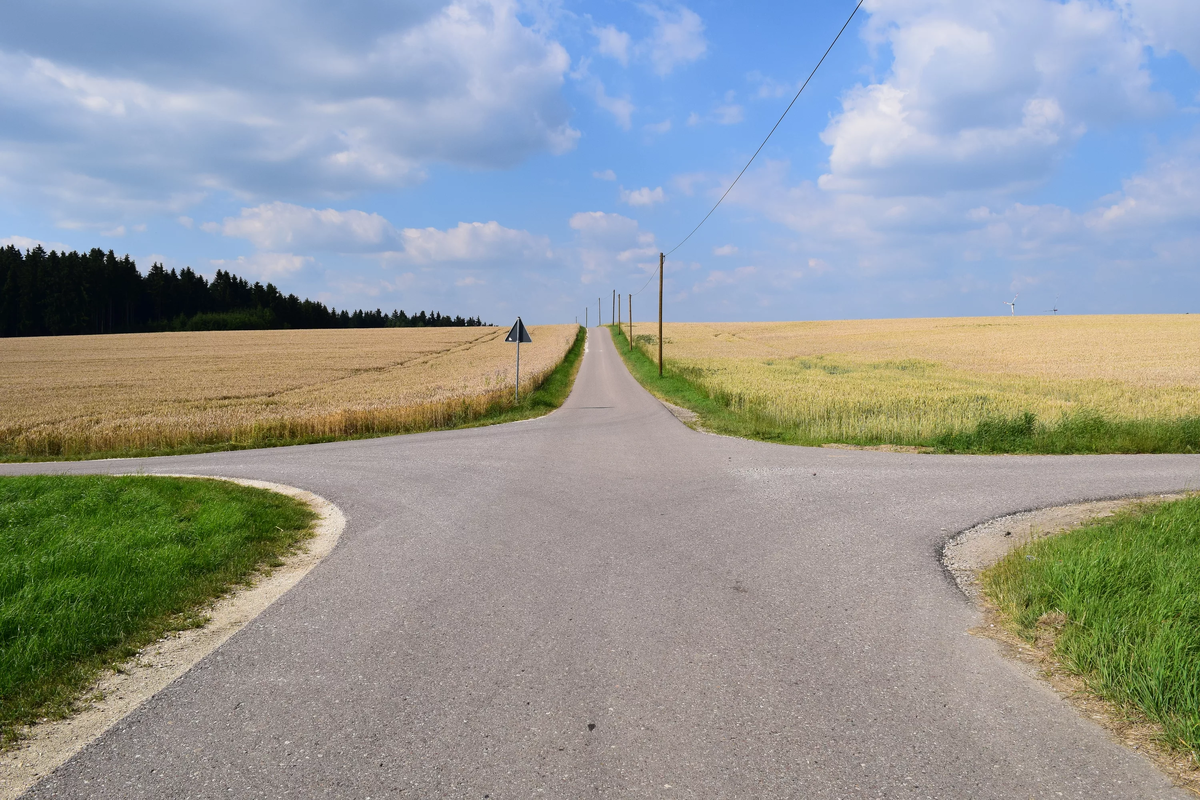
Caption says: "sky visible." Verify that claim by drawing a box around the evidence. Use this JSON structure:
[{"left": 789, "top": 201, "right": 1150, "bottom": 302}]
[{"left": 1, "top": 0, "right": 1198, "bottom": 325}]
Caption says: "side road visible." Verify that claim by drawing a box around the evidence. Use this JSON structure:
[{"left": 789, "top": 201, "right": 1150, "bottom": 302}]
[{"left": 2, "top": 327, "right": 1198, "bottom": 798}]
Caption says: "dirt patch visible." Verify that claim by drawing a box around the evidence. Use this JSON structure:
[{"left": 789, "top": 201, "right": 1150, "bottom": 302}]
[
  {"left": 943, "top": 493, "right": 1200, "bottom": 795},
  {"left": 660, "top": 400, "right": 700, "bottom": 427},
  {"left": 0, "top": 476, "right": 346, "bottom": 800},
  {"left": 821, "top": 443, "right": 934, "bottom": 454}
]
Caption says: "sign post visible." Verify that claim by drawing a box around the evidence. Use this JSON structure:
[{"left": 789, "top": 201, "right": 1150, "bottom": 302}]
[{"left": 505, "top": 317, "right": 533, "bottom": 401}]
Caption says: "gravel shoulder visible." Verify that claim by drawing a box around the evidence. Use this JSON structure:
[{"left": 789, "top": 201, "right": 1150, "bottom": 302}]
[{"left": 942, "top": 493, "right": 1200, "bottom": 796}]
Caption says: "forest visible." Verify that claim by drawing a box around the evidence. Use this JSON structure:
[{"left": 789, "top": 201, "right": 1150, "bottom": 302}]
[{"left": 0, "top": 245, "right": 485, "bottom": 337}]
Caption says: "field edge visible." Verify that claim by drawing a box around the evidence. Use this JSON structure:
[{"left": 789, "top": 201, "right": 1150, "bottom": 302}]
[{"left": 1, "top": 324, "right": 586, "bottom": 463}]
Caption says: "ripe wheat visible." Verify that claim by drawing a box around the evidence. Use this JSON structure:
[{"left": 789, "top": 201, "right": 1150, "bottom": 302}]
[
  {"left": 1, "top": 325, "right": 578, "bottom": 457},
  {"left": 629, "top": 316, "right": 1200, "bottom": 444}
]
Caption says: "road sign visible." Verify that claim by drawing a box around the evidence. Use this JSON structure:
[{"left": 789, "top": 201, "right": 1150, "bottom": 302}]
[
  {"left": 505, "top": 317, "right": 532, "bottom": 343},
  {"left": 506, "top": 317, "right": 532, "bottom": 401}
]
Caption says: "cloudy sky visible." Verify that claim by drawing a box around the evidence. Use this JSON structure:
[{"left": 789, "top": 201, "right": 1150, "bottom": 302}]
[{"left": 2, "top": 0, "right": 1198, "bottom": 323}]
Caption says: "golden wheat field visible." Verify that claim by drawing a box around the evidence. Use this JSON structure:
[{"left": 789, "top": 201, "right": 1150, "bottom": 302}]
[
  {"left": 628, "top": 315, "right": 1200, "bottom": 444},
  {"left": 0, "top": 325, "right": 578, "bottom": 457}
]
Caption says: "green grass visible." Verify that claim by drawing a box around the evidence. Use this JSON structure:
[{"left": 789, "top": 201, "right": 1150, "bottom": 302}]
[
  {"left": 2, "top": 325, "right": 587, "bottom": 463},
  {"left": 607, "top": 325, "right": 1200, "bottom": 454},
  {"left": 983, "top": 496, "right": 1200, "bottom": 757},
  {"left": 0, "top": 475, "right": 316, "bottom": 746}
]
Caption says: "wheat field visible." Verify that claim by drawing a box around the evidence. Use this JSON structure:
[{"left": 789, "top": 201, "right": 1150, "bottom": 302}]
[
  {"left": 627, "top": 316, "right": 1200, "bottom": 445},
  {"left": 0, "top": 325, "right": 578, "bottom": 458}
]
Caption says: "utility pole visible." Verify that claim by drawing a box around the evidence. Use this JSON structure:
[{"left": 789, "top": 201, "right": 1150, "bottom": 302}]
[
  {"left": 658, "top": 252, "right": 664, "bottom": 377},
  {"left": 612, "top": 290, "right": 615, "bottom": 328},
  {"left": 628, "top": 293, "right": 633, "bottom": 351},
  {"left": 617, "top": 293, "right": 621, "bottom": 327}
]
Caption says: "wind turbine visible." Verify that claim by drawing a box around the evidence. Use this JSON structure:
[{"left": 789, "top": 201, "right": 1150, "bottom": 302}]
[
  {"left": 1004, "top": 294, "right": 1018, "bottom": 316},
  {"left": 1043, "top": 296, "right": 1059, "bottom": 315}
]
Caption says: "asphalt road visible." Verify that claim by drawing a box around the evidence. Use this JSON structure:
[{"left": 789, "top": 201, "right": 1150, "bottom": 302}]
[{"left": 6, "top": 327, "right": 1199, "bottom": 799}]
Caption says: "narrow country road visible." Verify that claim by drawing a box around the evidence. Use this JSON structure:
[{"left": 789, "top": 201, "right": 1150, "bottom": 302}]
[{"left": 5, "top": 328, "right": 1199, "bottom": 799}]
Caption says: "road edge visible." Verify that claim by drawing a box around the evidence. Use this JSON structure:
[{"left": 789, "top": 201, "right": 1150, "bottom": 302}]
[
  {"left": 942, "top": 494, "right": 1200, "bottom": 796},
  {"left": 0, "top": 476, "right": 346, "bottom": 800}
]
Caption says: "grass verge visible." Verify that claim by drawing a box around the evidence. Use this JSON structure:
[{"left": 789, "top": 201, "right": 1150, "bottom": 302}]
[
  {"left": 0, "top": 475, "right": 316, "bottom": 747},
  {"left": 607, "top": 325, "right": 1200, "bottom": 454},
  {"left": 983, "top": 495, "right": 1200, "bottom": 759},
  {"left": 2, "top": 325, "right": 586, "bottom": 463}
]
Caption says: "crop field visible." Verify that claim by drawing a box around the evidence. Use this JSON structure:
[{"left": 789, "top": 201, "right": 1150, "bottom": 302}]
[
  {"left": 0, "top": 325, "right": 579, "bottom": 459},
  {"left": 622, "top": 315, "right": 1200, "bottom": 451}
]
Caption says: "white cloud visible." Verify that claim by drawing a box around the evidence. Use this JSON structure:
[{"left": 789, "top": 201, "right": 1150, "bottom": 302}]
[
  {"left": 101, "top": 225, "right": 126, "bottom": 237},
  {"left": 397, "top": 221, "right": 553, "bottom": 264},
  {"left": 593, "top": 169, "right": 617, "bottom": 181},
  {"left": 820, "top": 0, "right": 1166, "bottom": 196},
  {"left": 645, "top": 119, "right": 672, "bottom": 134},
  {"left": 221, "top": 202, "right": 396, "bottom": 252},
  {"left": 713, "top": 244, "right": 738, "bottom": 256},
  {"left": 1, "top": 234, "right": 68, "bottom": 252},
  {"left": 713, "top": 104, "right": 743, "bottom": 125},
  {"left": 1115, "top": 0, "right": 1200, "bottom": 67},
  {"left": 218, "top": 202, "right": 553, "bottom": 267},
  {"left": 0, "top": 0, "right": 579, "bottom": 221},
  {"left": 177, "top": 216, "right": 193, "bottom": 229},
  {"left": 569, "top": 210, "right": 657, "bottom": 283},
  {"left": 593, "top": 24, "right": 631, "bottom": 66},
  {"left": 642, "top": 5, "right": 708, "bottom": 76},
  {"left": 211, "top": 253, "right": 311, "bottom": 280},
  {"left": 619, "top": 186, "right": 666, "bottom": 206},
  {"left": 592, "top": 80, "right": 635, "bottom": 130}
]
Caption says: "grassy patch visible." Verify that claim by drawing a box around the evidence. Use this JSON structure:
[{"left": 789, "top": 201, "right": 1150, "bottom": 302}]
[
  {"left": 0, "top": 475, "right": 315, "bottom": 746},
  {"left": 983, "top": 496, "right": 1200, "bottom": 757},
  {"left": 2, "top": 325, "right": 585, "bottom": 462},
  {"left": 608, "top": 325, "right": 1200, "bottom": 454}
]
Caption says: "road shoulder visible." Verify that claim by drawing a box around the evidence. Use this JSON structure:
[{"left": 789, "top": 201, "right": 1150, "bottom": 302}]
[{"left": 0, "top": 477, "right": 346, "bottom": 800}]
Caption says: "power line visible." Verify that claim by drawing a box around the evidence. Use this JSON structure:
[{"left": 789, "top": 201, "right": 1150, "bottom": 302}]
[{"left": 663, "top": 0, "right": 865, "bottom": 258}]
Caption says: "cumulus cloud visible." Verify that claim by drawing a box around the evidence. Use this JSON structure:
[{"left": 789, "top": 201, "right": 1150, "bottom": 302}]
[
  {"left": 619, "top": 186, "right": 666, "bottom": 206},
  {"left": 820, "top": 0, "right": 1166, "bottom": 196},
  {"left": 0, "top": 0, "right": 579, "bottom": 220},
  {"left": 593, "top": 24, "right": 631, "bottom": 66},
  {"left": 713, "top": 244, "right": 738, "bottom": 256},
  {"left": 218, "top": 202, "right": 553, "bottom": 267},
  {"left": 221, "top": 203, "right": 397, "bottom": 252},
  {"left": 642, "top": 5, "right": 707, "bottom": 76},
  {"left": 591, "top": 80, "right": 635, "bottom": 130},
  {"left": 569, "top": 211, "right": 658, "bottom": 283},
  {"left": 1115, "top": 0, "right": 1200, "bottom": 67}
]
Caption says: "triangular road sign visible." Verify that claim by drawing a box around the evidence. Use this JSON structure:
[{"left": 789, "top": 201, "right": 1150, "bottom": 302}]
[{"left": 505, "top": 317, "right": 532, "bottom": 343}]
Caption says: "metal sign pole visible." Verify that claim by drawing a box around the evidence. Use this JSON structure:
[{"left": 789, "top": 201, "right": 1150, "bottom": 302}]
[
  {"left": 505, "top": 317, "right": 533, "bottom": 402},
  {"left": 515, "top": 338, "right": 520, "bottom": 402}
]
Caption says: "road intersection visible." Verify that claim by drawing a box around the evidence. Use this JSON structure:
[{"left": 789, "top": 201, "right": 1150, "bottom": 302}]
[{"left": 5, "top": 328, "right": 1198, "bottom": 798}]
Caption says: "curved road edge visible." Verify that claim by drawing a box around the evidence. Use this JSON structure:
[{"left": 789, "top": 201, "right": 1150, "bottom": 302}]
[
  {"left": 941, "top": 492, "right": 1200, "bottom": 795},
  {"left": 0, "top": 476, "right": 347, "bottom": 800}
]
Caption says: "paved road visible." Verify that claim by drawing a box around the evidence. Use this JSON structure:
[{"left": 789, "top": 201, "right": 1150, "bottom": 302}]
[{"left": 6, "top": 328, "right": 1199, "bottom": 799}]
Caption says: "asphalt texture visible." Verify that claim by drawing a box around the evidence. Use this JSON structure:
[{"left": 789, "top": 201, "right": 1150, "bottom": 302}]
[{"left": 5, "top": 327, "right": 1200, "bottom": 799}]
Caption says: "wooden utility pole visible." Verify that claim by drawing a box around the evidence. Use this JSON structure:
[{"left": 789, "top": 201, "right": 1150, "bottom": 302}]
[
  {"left": 628, "top": 293, "right": 633, "bottom": 350},
  {"left": 658, "top": 252, "right": 664, "bottom": 376},
  {"left": 617, "top": 293, "right": 621, "bottom": 327},
  {"left": 612, "top": 290, "right": 615, "bottom": 328}
]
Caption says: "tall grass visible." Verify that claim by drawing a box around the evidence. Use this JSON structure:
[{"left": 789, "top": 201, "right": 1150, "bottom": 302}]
[
  {"left": 0, "top": 475, "right": 315, "bottom": 745},
  {"left": 611, "top": 320, "right": 1200, "bottom": 454},
  {"left": 983, "top": 496, "right": 1200, "bottom": 757}
]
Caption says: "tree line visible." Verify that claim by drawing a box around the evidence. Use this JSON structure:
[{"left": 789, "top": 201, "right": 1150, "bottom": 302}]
[{"left": 0, "top": 245, "right": 486, "bottom": 337}]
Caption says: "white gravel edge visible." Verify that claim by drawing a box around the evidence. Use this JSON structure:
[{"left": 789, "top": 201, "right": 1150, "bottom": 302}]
[{"left": 0, "top": 475, "right": 346, "bottom": 800}]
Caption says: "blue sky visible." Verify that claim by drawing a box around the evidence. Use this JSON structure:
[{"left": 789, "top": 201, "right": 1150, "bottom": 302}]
[{"left": 1, "top": 0, "right": 1198, "bottom": 324}]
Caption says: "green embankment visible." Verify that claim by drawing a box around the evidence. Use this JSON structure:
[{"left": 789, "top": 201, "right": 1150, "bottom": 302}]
[
  {"left": 4, "top": 325, "right": 586, "bottom": 463},
  {"left": 0, "top": 475, "right": 315, "bottom": 746},
  {"left": 983, "top": 496, "right": 1200, "bottom": 758},
  {"left": 606, "top": 325, "right": 1200, "bottom": 454}
]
